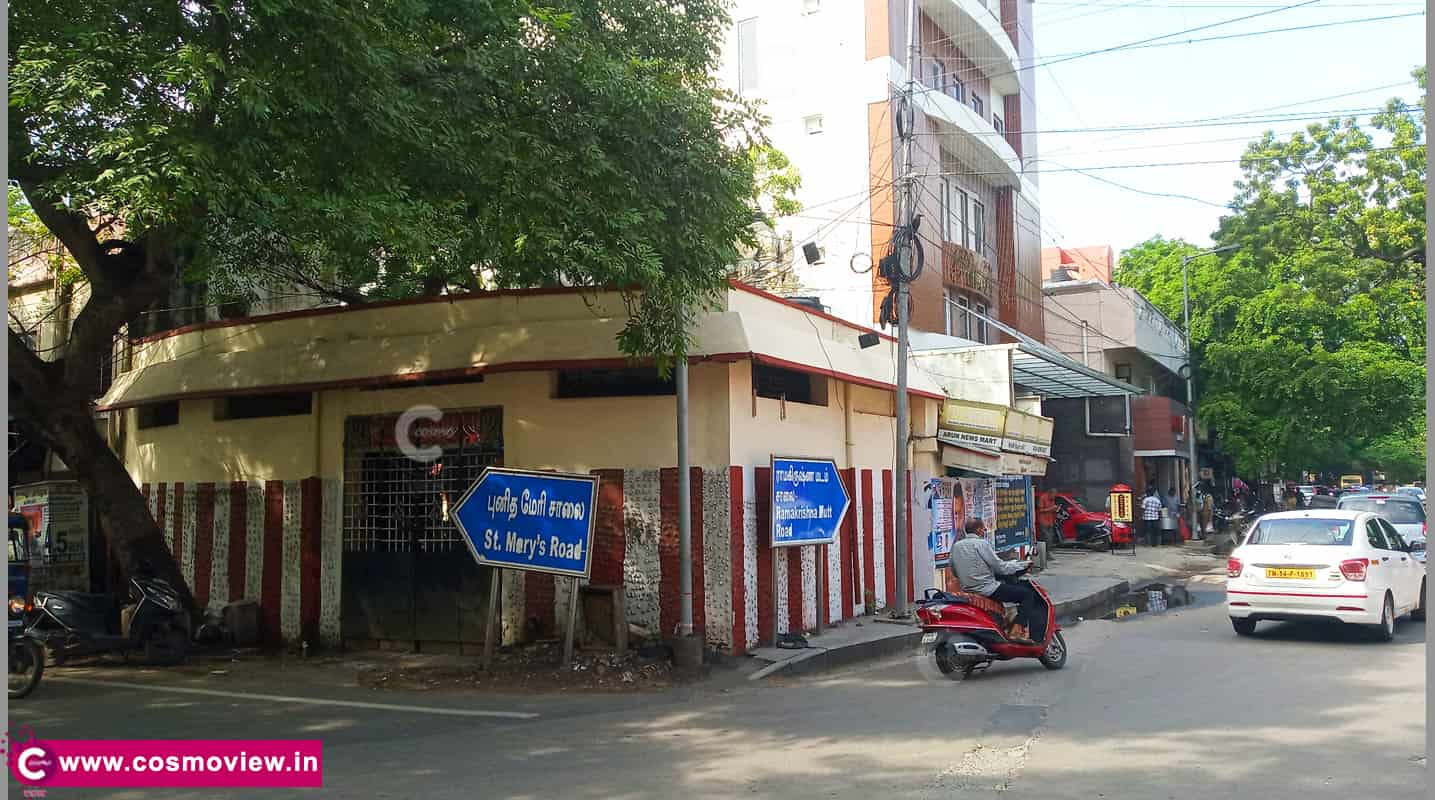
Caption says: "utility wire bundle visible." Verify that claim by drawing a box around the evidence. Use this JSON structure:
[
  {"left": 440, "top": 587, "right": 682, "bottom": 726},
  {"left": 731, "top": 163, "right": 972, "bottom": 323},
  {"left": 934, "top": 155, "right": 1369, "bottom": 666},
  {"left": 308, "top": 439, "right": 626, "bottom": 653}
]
[{"left": 877, "top": 214, "right": 925, "bottom": 329}]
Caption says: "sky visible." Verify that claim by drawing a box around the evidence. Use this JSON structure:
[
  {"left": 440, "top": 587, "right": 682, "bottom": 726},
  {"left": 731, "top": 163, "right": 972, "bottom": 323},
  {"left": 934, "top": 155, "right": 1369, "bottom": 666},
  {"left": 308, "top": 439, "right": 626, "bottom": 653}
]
[{"left": 1030, "top": 0, "right": 1425, "bottom": 258}]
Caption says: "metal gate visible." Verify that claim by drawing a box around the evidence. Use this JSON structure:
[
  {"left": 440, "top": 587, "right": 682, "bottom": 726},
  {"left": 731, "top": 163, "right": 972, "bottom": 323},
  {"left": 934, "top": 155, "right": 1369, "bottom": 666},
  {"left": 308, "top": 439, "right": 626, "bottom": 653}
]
[{"left": 340, "top": 408, "right": 503, "bottom": 650}]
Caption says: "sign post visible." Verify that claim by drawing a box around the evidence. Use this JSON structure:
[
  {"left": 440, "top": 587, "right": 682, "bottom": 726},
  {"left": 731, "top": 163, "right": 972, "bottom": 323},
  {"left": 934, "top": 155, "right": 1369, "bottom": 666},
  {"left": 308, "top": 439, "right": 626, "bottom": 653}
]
[
  {"left": 769, "top": 456, "right": 851, "bottom": 646},
  {"left": 452, "top": 467, "right": 599, "bottom": 670}
]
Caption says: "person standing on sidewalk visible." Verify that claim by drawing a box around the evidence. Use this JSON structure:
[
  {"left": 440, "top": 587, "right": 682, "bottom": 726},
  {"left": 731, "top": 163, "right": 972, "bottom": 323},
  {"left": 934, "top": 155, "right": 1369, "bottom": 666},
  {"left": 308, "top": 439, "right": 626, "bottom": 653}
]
[{"left": 1142, "top": 487, "right": 1163, "bottom": 547}]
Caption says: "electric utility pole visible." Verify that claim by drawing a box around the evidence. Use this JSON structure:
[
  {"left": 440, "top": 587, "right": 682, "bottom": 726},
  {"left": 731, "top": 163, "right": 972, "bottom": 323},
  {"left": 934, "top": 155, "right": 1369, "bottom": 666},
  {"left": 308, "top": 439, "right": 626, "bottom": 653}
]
[{"left": 891, "top": 0, "right": 920, "bottom": 618}]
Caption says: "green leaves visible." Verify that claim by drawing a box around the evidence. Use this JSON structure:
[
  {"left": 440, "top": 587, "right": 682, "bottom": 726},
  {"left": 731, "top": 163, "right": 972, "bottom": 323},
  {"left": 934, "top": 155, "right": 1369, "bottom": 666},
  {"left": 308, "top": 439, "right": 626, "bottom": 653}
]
[
  {"left": 12, "top": 0, "right": 768, "bottom": 358},
  {"left": 1118, "top": 72, "right": 1425, "bottom": 477}
]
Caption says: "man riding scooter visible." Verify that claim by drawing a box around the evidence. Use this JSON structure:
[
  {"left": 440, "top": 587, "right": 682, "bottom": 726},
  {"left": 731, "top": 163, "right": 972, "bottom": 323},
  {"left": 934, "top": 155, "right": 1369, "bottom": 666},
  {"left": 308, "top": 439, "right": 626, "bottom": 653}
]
[{"left": 948, "top": 519, "right": 1042, "bottom": 644}]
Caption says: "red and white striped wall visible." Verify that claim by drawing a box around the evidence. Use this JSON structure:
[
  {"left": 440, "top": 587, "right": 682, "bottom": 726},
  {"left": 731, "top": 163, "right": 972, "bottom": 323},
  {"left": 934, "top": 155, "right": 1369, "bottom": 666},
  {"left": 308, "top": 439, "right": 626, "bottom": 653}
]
[
  {"left": 140, "top": 479, "right": 342, "bottom": 649},
  {"left": 524, "top": 466, "right": 924, "bottom": 656},
  {"left": 141, "top": 466, "right": 931, "bottom": 655}
]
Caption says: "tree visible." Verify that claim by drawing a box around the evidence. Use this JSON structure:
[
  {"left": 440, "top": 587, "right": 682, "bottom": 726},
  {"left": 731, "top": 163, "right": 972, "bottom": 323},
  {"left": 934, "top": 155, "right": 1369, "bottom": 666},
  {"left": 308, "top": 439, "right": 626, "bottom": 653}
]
[
  {"left": 1114, "top": 69, "right": 1426, "bottom": 478},
  {"left": 9, "top": 0, "right": 771, "bottom": 609}
]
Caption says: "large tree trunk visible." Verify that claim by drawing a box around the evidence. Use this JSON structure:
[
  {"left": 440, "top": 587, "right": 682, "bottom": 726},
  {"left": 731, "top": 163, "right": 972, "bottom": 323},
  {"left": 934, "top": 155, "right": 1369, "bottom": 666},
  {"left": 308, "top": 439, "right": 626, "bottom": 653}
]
[{"left": 10, "top": 326, "right": 196, "bottom": 614}]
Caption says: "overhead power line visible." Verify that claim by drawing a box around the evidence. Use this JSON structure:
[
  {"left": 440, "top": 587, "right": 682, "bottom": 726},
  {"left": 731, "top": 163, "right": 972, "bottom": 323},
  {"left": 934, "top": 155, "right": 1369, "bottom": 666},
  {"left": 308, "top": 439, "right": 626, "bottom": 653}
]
[
  {"left": 912, "top": 105, "right": 1416, "bottom": 137},
  {"left": 1035, "top": 10, "right": 1425, "bottom": 58}
]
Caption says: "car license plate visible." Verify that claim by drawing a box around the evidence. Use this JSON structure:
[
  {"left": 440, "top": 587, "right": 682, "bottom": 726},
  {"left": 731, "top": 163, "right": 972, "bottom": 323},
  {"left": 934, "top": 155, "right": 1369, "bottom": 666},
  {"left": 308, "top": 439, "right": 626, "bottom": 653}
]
[
  {"left": 921, "top": 632, "right": 938, "bottom": 644},
  {"left": 1265, "top": 568, "right": 1316, "bottom": 580}
]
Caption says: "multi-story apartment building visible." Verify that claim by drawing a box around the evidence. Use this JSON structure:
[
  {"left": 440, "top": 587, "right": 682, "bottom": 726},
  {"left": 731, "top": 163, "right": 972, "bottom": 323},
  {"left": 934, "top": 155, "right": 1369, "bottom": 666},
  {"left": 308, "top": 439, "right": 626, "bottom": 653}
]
[{"left": 718, "top": 0, "right": 1044, "bottom": 343}]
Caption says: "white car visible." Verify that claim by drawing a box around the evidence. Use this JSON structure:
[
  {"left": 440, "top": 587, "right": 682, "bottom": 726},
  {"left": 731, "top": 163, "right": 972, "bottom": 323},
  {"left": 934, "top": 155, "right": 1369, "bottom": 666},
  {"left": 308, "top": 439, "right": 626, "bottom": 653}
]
[{"left": 1226, "top": 510, "right": 1426, "bottom": 640}]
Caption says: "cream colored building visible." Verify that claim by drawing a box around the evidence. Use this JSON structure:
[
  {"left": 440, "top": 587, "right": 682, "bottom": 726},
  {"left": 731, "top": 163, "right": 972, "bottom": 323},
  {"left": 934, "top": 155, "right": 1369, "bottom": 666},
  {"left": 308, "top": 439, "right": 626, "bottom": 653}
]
[{"left": 98, "top": 282, "right": 951, "bottom": 654}]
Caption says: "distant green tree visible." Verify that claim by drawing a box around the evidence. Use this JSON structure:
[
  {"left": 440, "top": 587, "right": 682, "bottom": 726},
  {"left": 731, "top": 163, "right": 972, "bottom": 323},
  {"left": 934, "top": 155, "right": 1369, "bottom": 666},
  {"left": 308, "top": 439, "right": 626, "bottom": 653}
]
[{"left": 1114, "top": 69, "right": 1426, "bottom": 478}]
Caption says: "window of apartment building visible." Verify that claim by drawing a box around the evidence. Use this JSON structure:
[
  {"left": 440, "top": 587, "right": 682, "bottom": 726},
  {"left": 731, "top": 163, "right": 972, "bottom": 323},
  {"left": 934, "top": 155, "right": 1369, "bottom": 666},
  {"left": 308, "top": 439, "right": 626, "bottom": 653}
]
[
  {"left": 555, "top": 367, "right": 675, "bottom": 398},
  {"left": 940, "top": 179, "right": 953, "bottom": 241},
  {"left": 137, "top": 401, "right": 180, "bottom": 430},
  {"left": 737, "top": 18, "right": 759, "bottom": 93},
  {"left": 949, "top": 76, "right": 965, "bottom": 104},
  {"left": 927, "top": 59, "right": 944, "bottom": 93},
  {"left": 992, "top": 114, "right": 1004, "bottom": 134},
  {"left": 972, "top": 94, "right": 984, "bottom": 118},
  {"left": 216, "top": 391, "right": 313, "bottom": 421},
  {"left": 1114, "top": 363, "right": 1133, "bottom": 384},
  {"left": 974, "top": 302, "right": 989, "bottom": 344},
  {"left": 804, "top": 114, "right": 824, "bottom": 135},
  {"left": 947, "top": 293, "right": 972, "bottom": 340},
  {"left": 971, "top": 200, "right": 986, "bottom": 255},
  {"left": 956, "top": 188, "right": 971, "bottom": 249},
  {"left": 753, "top": 362, "right": 828, "bottom": 406}
]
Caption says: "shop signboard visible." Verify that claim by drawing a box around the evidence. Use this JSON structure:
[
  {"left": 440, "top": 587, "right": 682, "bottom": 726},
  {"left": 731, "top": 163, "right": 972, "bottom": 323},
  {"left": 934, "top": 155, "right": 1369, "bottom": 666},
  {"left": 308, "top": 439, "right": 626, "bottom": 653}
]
[
  {"left": 937, "top": 399, "right": 1008, "bottom": 453},
  {"left": 1002, "top": 408, "right": 1053, "bottom": 458}
]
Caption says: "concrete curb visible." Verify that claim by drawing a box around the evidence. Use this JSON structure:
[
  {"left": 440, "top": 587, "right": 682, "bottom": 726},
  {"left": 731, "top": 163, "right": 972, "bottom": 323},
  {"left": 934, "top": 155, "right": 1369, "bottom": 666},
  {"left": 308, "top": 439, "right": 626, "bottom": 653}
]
[
  {"left": 747, "top": 629, "right": 923, "bottom": 681},
  {"left": 1053, "top": 580, "right": 1131, "bottom": 622}
]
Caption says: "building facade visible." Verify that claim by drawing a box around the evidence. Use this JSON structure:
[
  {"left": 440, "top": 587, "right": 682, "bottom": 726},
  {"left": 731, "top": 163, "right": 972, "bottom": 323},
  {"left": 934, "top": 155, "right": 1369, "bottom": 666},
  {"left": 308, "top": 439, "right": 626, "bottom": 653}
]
[
  {"left": 717, "top": 0, "right": 1043, "bottom": 343},
  {"left": 98, "top": 282, "right": 962, "bottom": 653},
  {"left": 1041, "top": 274, "right": 1193, "bottom": 508}
]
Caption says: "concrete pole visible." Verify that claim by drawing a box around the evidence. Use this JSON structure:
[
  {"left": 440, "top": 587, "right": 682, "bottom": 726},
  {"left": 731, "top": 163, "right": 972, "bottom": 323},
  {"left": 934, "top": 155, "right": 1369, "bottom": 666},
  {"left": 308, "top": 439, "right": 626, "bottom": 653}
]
[
  {"left": 677, "top": 355, "right": 693, "bottom": 637},
  {"left": 891, "top": 0, "right": 919, "bottom": 618}
]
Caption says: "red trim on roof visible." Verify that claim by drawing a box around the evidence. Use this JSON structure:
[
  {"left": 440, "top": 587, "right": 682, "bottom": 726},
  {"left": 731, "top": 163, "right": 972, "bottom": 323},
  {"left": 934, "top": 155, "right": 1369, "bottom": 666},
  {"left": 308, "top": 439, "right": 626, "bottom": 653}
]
[{"left": 728, "top": 280, "right": 894, "bottom": 344}]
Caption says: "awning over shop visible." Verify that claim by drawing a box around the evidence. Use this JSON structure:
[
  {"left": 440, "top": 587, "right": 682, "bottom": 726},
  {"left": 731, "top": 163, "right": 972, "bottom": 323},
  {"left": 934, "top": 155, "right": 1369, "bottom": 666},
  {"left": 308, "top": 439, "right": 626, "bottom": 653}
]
[
  {"left": 1010, "top": 343, "right": 1143, "bottom": 399},
  {"left": 911, "top": 334, "right": 1144, "bottom": 401}
]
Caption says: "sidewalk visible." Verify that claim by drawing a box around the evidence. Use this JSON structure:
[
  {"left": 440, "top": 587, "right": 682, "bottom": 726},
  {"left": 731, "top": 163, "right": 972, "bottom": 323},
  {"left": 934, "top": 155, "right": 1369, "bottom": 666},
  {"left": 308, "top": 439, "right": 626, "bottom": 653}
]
[{"left": 745, "top": 542, "right": 1225, "bottom": 680}]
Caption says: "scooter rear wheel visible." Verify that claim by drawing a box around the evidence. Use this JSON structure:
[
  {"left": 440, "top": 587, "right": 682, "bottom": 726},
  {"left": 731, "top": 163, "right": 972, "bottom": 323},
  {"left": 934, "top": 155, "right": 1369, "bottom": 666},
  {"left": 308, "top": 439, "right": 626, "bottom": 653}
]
[
  {"left": 934, "top": 650, "right": 957, "bottom": 676},
  {"left": 1038, "top": 631, "right": 1068, "bottom": 670}
]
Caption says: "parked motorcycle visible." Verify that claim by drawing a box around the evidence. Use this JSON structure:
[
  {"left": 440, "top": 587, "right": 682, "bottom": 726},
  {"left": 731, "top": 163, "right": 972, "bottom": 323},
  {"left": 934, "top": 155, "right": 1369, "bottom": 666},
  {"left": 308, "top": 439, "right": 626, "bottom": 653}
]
[
  {"left": 10, "top": 609, "right": 44, "bottom": 699},
  {"left": 916, "top": 569, "right": 1067, "bottom": 679},
  {"left": 28, "top": 571, "right": 190, "bottom": 666},
  {"left": 9, "top": 513, "right": 43, "bottom": 698}
]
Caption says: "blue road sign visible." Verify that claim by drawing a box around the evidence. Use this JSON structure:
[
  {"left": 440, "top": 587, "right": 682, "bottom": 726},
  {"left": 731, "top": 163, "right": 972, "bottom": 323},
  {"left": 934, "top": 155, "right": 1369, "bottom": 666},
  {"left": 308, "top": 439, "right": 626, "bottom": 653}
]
[
  {"left": 452, "top": 467, "right": 599, "bottom": 578},
  {"left": 770, "top": 456, "right": 851, "bottom": 548}
]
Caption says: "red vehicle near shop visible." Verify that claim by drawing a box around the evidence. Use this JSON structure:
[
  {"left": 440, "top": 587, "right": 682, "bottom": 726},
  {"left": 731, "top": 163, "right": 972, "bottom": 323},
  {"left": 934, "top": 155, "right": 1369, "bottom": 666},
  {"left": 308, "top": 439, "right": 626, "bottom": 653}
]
[{"left": 1041, "top": 491, "right": 1134, "bottom": 547}]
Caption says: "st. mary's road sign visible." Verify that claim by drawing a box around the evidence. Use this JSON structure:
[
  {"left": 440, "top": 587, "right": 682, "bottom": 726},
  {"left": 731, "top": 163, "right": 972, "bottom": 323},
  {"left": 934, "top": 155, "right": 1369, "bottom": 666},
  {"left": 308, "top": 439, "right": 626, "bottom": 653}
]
[{"left": 452, "top": 467, "right": 599, "bottom": 579}]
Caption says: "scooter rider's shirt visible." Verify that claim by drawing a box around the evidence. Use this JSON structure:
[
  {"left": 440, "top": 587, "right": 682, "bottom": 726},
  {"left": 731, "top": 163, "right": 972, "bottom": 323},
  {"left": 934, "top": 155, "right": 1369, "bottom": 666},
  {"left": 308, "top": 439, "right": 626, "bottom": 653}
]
[{"left": 949, "top": 535, "right": 1026, "bottom": 597}]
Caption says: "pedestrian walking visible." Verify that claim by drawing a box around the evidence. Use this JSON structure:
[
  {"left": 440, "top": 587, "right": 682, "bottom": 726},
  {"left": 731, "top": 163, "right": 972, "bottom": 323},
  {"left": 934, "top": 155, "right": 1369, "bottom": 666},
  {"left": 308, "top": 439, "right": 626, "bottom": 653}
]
[{"left": 1141, "top": 487, "right": 1163, "bottom": 547}]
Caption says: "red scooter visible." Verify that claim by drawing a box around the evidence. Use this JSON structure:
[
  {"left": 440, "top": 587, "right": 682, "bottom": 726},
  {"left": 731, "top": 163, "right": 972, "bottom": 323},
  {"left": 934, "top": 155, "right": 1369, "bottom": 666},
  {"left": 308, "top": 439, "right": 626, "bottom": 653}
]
[{"left": 916, "top": 570, "right": 1067, "bottom": 679}]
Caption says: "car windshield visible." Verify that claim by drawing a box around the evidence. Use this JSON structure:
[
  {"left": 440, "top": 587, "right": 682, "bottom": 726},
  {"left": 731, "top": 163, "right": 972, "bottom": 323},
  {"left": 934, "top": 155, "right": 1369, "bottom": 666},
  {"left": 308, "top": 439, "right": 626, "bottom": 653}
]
[
  {"left": 1339, "top": 498, "right": 1425, "bottom": 523},
  {"left": 1246, "top": 518, "right": 1354, "bottom": 546}
]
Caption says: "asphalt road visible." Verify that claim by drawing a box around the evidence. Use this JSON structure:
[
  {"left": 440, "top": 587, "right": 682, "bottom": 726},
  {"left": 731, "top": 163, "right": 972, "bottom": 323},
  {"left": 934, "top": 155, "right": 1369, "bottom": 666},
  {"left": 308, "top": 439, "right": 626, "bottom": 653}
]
[{"left": 9, "top": 589, "right": 1426, "bottom": 799}]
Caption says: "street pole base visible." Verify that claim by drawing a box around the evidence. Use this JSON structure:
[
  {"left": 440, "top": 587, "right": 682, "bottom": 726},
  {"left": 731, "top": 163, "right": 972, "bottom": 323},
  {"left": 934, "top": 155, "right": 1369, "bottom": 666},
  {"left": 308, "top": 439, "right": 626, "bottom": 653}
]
[{"left": 669, "top": 633, "right": 704, "bottom": 676}]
